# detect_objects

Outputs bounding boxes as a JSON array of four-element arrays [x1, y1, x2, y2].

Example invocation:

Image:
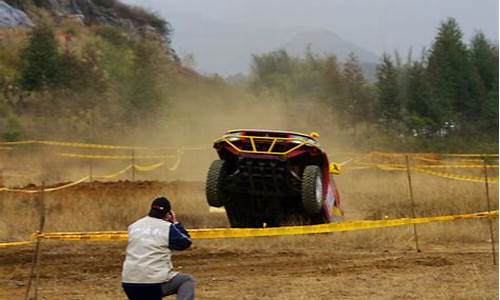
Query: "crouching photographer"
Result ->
[[122, 197, 195, 300]]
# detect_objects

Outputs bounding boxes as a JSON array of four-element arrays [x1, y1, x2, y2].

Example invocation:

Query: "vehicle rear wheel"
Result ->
[[206, 160, 229, 207], [301, 165, 323, 215]]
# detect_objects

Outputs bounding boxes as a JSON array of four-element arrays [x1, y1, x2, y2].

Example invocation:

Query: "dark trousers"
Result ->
[[123, 273, 195, 300]]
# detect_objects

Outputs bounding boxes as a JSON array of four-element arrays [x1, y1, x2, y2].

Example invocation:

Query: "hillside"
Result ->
[[0, 0, 205, 144], [137, 8, 380, 77], [280, 29, 378, 63], [2, 0, 169, 39], [279, 29, 379, 81]]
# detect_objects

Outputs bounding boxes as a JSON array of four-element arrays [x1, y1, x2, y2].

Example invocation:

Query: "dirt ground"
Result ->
[[0, 236, 498, 300], [0, 171, 498, 299]]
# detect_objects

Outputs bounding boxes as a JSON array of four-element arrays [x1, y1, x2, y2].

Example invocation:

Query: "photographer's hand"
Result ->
[[166, 210, 177, 223]]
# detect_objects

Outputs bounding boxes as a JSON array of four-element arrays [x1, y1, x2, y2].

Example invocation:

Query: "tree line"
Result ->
[[0, 17, 497, 152], [249, 18, 498, 151]]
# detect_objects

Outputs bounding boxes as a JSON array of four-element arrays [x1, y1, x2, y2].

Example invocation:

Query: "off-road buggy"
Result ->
[[205, 129, 343, 228]]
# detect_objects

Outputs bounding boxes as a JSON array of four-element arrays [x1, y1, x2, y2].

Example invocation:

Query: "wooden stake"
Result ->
[[131, 150, 136, 181], [405, 155, 421, 252], [89, 158, 93, 183], [0, 168, 3, 214], [24, 182, 46, 300], [482, 156, 496, 265]]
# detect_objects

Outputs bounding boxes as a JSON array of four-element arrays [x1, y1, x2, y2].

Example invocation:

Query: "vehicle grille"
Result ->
[[230, 157, 300, 196]]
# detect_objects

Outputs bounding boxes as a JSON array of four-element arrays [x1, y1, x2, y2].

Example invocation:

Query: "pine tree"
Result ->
[[20, 23, 60, 90], [406, 61, 436, 135], [469, 33, 499, 134], [342, 53, 373, 125], [321, 55, 343, 106], [427, 18, 473, 125], [376, 54, 400, 124], [470, 32, 498, 92]]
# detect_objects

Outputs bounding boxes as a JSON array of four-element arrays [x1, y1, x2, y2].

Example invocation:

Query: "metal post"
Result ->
[[0, 168, 3, 214], [89, 158, 93, 183], [88, 109, 95, 183], [405, 155, 421, 252], [165, 152, 169, 183], [25, 182, 46, 300], [482, 156, 496, 265], [34, 183, 45, 300], [131, 150, 136, 181]]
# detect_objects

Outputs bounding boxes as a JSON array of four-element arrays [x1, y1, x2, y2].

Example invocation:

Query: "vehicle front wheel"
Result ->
[[205, 160, 229, 207], [301, 165, 324, 215]]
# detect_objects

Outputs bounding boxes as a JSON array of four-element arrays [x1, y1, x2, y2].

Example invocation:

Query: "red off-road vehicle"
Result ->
[[206, 129, 343, 228]]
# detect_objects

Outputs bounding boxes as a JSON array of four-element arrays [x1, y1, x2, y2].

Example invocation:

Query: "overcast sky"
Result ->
[[126, 0, 498, 52], [124, 0, 498, 74]]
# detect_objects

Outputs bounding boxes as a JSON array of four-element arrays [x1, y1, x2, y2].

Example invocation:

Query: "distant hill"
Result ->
[[154, 11, 380, 78], [280, 29, 379, 63], [278, 29, 379, 81]]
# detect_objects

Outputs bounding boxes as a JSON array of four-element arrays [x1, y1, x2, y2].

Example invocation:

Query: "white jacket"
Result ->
[[122, 216, 179, 283]]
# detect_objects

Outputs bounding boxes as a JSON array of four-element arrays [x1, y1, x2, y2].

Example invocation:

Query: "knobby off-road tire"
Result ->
[[301, 165, 324, 215], [206, 160, 229, 207]]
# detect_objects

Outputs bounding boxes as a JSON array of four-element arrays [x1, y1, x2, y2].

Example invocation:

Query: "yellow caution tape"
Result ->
[[348, 164, 499, 170], [0, 166, 128, 193], [0, 240, 34, 249], [0, 176, 90, 193], [413, 167, 498, 183], [0, 210, 496, 248], [42, 176, 91, 192], [418, 164, 498, 169], [349, 161, 406, 171], [349, 162, 498, 170], [347, 161, 498, 183], [0, 140, 181, 151], [345, 165, 375, 170], [58, 153, 175, 160], [134, 161, 166, 172], [339, 152, 374, 167], [372, 151, 498, 158], [0, 140, 147, 150], [95, 165, 132, 179], [454, 158, 497, 163], [0, 140, 34, 145], [442, 153, 499, 158], [0, 158, 181, 193], [339, 158, 354, 166], [27, 210, 500, 241], [162, 149, 183, 172], [376, 165, 406, 171], [413, 156, 442, 163]]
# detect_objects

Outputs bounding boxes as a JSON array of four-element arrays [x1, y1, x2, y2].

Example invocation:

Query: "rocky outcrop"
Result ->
[[0, 1, 33, 27], [5, 0, 170, 41]]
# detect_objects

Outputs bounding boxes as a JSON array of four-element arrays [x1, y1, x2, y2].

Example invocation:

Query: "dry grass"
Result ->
[[338, 168, 498, 219], [0, 162, 498, 299], [0, 157, 497, 246]]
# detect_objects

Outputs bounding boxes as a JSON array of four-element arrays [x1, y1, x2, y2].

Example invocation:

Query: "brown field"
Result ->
[[0, 159, 498, 299]]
